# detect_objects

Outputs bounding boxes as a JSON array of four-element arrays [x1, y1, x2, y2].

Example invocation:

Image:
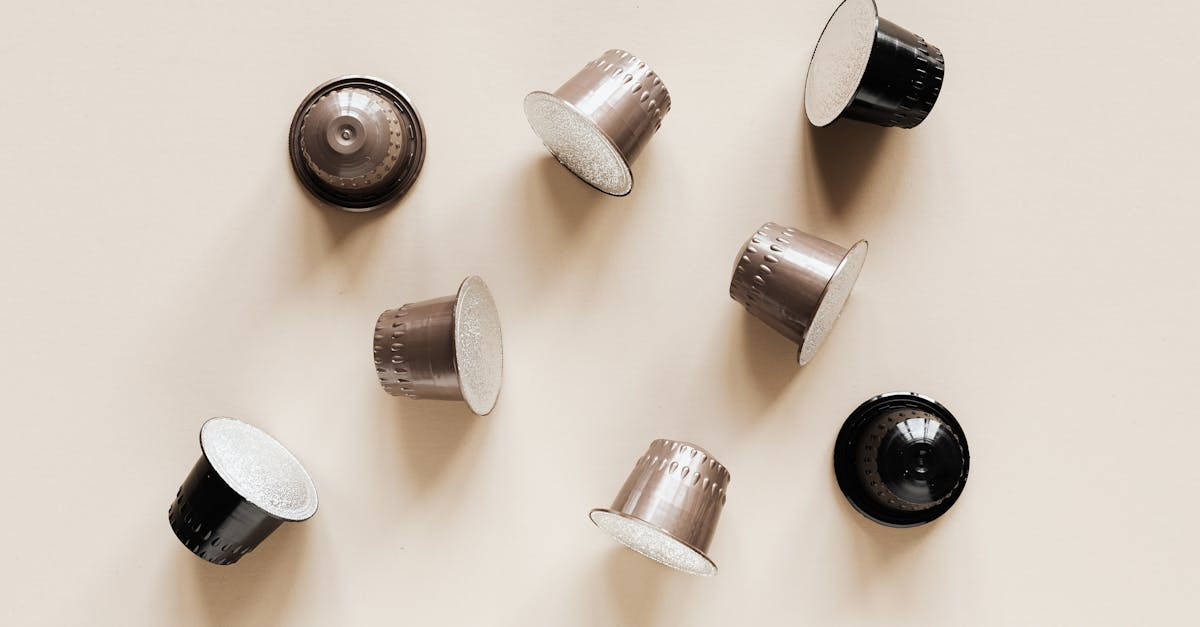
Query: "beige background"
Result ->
[[1, 0, 1196, 624]]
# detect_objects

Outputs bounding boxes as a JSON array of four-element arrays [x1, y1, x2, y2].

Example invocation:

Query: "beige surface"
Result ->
[[1, 1, 1196, 625]]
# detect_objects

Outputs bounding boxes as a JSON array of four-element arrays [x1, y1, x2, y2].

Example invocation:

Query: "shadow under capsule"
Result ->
[[801, 116, 911, 219], [603, 544, 673, 626], [382, 394, 487, 496], [175, 521, 310, 626], [828, 457, 938, 574]]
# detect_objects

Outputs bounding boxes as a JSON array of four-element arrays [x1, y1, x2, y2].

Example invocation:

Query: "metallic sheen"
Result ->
[[730, 222, 867, 365], [289, 76, 426, 211], [373, 276, 503, 416], [590, 439, 730, 576], [524, 49, 671, 196]]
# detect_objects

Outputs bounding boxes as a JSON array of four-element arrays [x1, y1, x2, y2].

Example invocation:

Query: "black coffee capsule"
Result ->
[[834, 393, 968, 527], [168, 417, 318, 565], [805, 0, 945, 128], [289, 76, 426, 211]]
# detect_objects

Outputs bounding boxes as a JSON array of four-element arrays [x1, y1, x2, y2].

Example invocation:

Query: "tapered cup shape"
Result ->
[[730, 222, 867, 365], [524, 49, 671, 196], [590, 439, 730, 576], [168, 418, 318, 565], [805, 0, 945, 128], [373, 276, 503, 416]]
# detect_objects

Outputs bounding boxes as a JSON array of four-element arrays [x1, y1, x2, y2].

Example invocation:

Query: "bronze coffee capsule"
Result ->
[[590, 439, 730, 576], [730, 222, 867, 365], [373, 276, 504, 416], [289, 76, 426, 210], [805, 0, 945, 128], [524, 49, 671, 196]]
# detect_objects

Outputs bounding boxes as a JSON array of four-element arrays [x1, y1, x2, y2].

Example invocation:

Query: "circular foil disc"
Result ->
[[200, 417, 318, 521], [798, 239, 868, 365], [523, 91, 633, 196], [589, 509, 717, 576], [454, 276, 504, 416], [805, 0, 879, 127]]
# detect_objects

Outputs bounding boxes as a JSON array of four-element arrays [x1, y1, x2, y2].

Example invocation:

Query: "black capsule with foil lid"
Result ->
[[169, 456, 283, 565], [805, 0, 945, 129], [168, 417, 318, 566], [834, 392, 969, 527], [843, 17, 945, 128]]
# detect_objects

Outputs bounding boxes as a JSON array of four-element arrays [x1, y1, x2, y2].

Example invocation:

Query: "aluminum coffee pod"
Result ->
[[168, 417, 318, 565], [834, 393, 969, 527], [373, 276, 503, 416], [524, 49, 671, 196], [589, 439, 730, 576], [805, 0, 945, 128], [289, 76, 426, 211], [729, 222, 867, 365]]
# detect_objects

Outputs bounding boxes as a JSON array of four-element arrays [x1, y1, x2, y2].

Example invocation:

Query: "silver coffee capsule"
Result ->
[[373, 276, 504, 416], [730, 222, 867, 365], [524, 49, 671, 196], [590, 439, 730, 576], [289, 76, 426, 211]]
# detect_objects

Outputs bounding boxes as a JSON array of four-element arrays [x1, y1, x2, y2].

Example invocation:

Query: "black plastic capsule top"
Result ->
[[834, 392, 969, 527]]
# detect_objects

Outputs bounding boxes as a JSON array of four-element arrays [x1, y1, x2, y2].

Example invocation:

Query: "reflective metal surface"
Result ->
[[373, 276, 503, 416], [289, 76, 426, 210], [524, 49, 671, 195], [590, 439, 730, 576], [729, 222, 867, 365]]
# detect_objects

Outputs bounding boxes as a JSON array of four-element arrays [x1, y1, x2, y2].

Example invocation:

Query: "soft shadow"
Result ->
[[803, 119, 896, 216], [291, 180, 391, 277], [308, 193, 392, 245], [829, 466, 936, 575], [718, 312, 800, 417], [604, 547, 671, 626], [181, 522, 309, 626], [386, 397, 486, 495], [526, 156, 608, 232], [511, 157, 631, 294]]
